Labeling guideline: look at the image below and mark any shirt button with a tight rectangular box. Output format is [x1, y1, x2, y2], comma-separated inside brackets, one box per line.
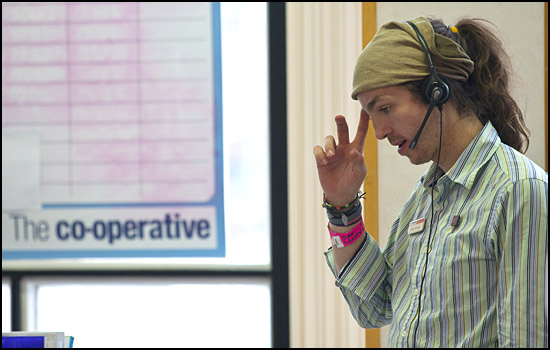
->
[413, 288, 419, 295]
[401, 330, 407, 338]
[435, 204, 441, 211]
[422, 247, 428, 254]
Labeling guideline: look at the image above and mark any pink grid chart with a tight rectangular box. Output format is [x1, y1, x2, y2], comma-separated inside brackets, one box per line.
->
[2, 2, 216, 203]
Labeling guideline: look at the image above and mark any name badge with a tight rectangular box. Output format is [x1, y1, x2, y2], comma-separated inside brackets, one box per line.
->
[408, 218, 425, 235]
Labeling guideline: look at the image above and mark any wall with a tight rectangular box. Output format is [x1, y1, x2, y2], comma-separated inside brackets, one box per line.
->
[286, 2, 366, 348]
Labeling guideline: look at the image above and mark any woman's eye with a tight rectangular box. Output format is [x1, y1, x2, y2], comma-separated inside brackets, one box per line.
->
[381, 106, 391, 114]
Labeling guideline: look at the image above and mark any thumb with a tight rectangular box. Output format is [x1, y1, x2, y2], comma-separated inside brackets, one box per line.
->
[350, 148, 363, 161]
[349, 148, 367, 181]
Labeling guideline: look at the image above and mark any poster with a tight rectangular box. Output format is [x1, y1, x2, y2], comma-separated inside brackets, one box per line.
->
[2, 2, 225, 259]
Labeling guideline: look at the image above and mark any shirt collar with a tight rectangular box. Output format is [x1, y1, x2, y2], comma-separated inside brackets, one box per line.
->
[422, 121, 501, 190]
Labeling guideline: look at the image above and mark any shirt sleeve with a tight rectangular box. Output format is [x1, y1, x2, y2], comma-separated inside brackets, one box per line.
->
[324, 230, 393, 328]
[493, 177, 548, 348]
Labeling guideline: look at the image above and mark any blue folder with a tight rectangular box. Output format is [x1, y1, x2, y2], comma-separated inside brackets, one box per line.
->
[2, 336, 45, 348]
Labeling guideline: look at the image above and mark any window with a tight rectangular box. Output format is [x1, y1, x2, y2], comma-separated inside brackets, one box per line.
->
[2, 279, 10, 332]
[25, 277, 271, 348]
[2, 2, 288, 347]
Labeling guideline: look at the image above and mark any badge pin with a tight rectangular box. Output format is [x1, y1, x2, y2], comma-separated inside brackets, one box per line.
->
[408, 218, 425, 235]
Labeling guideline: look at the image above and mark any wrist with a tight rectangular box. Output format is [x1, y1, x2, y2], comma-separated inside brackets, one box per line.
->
[329, 208, 363, 228]
[324, 194, 357, 208]
[323, 192, 365, 226]
[328, 218, 362, 233]
[323, 191, 364, 210]
[328, 218, 365, 248]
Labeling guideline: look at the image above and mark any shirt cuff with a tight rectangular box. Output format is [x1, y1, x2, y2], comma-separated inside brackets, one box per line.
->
[324, 231, 388, 299]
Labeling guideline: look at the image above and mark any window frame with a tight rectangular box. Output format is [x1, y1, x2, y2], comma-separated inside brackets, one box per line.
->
[2, 2, 288, 347]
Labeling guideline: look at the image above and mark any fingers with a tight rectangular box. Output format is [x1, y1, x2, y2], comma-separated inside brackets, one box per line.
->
[314, 113, 364, 167]
[335, 115, 349, 145]
[353, 110, 370, 150]
[313, 135, 336, 166]
[313, 145, 328, 166]
[324, 135, 336, 157]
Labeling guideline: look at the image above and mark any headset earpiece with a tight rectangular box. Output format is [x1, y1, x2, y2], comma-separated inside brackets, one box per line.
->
[421, 73, 450, 106]
[406, 21, 451, 106]
[406, 20, 451, 150]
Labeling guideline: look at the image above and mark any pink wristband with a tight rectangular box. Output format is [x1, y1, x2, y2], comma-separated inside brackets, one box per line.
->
[328, 219, 365, 248]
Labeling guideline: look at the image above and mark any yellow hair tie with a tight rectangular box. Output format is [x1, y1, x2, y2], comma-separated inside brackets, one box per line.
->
[450, 26, 459, 33]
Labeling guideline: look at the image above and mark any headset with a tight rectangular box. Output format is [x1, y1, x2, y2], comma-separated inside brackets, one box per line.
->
[405, 20, 449, 348]
[406, 21, 451, 150]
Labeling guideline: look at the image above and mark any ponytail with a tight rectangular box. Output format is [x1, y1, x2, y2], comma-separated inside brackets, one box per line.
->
[431, 18, 530, 153]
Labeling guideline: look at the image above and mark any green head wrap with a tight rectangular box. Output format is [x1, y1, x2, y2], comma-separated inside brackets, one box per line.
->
[351, 16, 474, 100]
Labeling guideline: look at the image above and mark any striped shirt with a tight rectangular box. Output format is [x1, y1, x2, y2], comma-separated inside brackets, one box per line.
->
[325, 121, 548, 347]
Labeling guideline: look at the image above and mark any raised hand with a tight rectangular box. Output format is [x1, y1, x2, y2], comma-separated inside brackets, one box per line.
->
[313, 110, 370, 207]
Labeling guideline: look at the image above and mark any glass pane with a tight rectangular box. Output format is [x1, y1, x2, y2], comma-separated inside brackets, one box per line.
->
[172, 1, 271, 267]
[219, 1, 271, 266]
[26, 277, 271, 347]
[2, 1, 270, 270]
[2, 280, 11, 332]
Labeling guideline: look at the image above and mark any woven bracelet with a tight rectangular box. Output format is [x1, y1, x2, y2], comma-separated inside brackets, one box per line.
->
[323, 192, 365, 226]
[327, 201, 362, 226]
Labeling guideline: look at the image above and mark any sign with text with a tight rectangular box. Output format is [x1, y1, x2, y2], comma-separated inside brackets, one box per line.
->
[2, 2, 225, 259]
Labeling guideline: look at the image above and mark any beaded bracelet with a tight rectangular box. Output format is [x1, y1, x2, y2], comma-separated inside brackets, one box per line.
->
[323, 192, 365, 226]
[322, 192, 365, 211]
